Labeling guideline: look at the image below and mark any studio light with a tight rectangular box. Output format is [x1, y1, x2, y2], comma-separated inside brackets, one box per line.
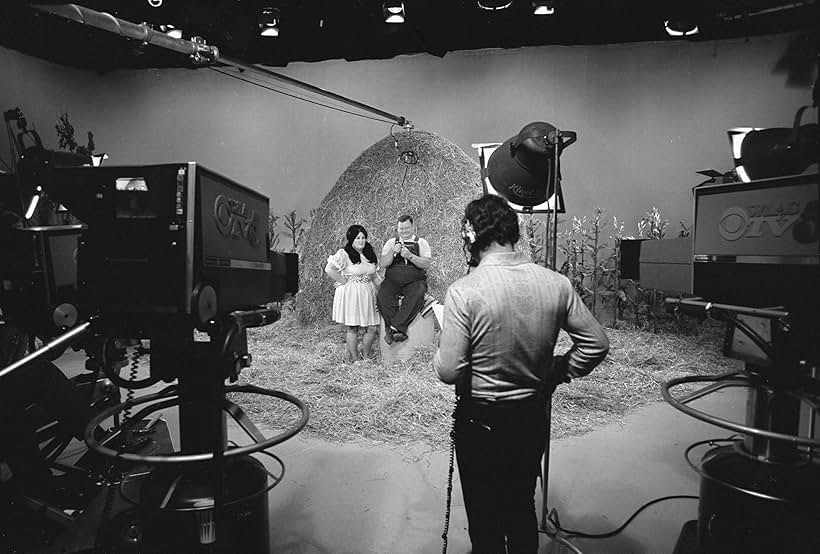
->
[147, 0, 163, 7]
[728, 107, 819, 182]
[477, 0, 514, 11]
[259, 7, 280, 37]
[664, 19, 699, 37]
[486, 121, 576, 209]
[383, 1, 405, 24]
[479, 121, 577, 270]
[532, 1, 555, 15]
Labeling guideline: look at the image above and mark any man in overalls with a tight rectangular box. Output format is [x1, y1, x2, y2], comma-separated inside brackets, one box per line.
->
[378, 215, 432, 344]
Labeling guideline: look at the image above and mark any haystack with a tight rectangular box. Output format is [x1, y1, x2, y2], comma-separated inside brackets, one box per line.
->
[296, 130, 483, 323]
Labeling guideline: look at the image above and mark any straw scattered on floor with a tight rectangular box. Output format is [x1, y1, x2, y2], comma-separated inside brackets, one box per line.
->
[231, 313, 740, 452]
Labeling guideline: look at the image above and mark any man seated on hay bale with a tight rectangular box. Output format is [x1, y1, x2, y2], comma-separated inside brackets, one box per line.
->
[377, 214, 432, 344]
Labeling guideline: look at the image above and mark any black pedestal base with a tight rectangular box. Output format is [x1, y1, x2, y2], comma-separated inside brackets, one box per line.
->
[673, 520, 698, 554]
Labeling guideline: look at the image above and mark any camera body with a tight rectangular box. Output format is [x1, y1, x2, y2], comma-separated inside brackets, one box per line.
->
[44, 162, 296, 334]
[692, 172, 818, 309]
[692, 172, 818, 362]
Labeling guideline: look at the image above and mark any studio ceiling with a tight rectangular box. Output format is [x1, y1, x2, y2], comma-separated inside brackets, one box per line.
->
[0, 1, 817, 71]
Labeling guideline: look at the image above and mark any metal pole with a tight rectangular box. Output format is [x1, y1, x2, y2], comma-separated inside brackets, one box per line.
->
[550, 136, 561, 271]
[809, 364, 818, 458]
[665, 297, 790, 320]
[33, 4, 409, 127]
[543, 212, 551, 267]
[216, 54, 407, 125]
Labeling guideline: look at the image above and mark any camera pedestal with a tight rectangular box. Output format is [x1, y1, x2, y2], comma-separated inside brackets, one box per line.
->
[672, 520, 699, 554]
[77, 310, 308, 553]
[664, 299, 820, 554]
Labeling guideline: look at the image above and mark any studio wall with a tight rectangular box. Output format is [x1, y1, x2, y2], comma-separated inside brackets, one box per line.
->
[0, 33, 812, 233]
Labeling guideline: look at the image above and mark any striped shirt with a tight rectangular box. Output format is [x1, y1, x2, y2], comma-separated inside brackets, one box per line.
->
[433, 251, 609, 404]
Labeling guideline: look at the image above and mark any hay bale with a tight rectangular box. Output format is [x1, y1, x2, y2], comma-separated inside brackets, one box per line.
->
[296, 130, 483, 323]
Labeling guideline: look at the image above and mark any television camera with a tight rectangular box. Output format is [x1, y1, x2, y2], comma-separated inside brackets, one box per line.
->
[663, 171, 820, 553]
[1, 159, 304, 553]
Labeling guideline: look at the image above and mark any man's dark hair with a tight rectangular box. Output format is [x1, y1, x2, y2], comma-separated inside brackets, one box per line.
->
[344, 224, 378, 264]
[397, 215, 414, 224]
[464, 194, 520, 260]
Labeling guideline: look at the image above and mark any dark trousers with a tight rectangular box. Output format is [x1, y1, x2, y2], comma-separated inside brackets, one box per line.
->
[455, 400, 549, 554]
[377, 266, 427, 333]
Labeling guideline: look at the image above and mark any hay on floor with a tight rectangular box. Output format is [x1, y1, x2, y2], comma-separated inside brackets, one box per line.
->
[235, 314, 740, 452]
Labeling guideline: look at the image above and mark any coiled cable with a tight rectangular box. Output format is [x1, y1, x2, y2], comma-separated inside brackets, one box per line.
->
[441, 405, 457, 554]
[123, 346, 144, 421]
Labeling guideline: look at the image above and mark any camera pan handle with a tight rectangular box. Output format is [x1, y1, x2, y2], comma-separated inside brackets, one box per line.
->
[84, 384, 309, 465]
[663, 374, 820, 448]
[0, 320, 92, 380]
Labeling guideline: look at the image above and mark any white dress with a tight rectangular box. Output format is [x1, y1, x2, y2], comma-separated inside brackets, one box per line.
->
[327, 249, 380, 327]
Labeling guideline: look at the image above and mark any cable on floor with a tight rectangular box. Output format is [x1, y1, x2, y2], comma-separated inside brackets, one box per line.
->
[542, 494, 700, 542]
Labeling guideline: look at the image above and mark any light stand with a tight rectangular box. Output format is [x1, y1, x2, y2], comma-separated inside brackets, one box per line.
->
[548, 133, 565, 270]
[475, 123, 577, 539]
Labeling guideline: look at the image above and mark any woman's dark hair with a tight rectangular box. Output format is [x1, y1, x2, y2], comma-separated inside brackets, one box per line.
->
[463, 194, 520, 265]
[344, 224, 378, 264]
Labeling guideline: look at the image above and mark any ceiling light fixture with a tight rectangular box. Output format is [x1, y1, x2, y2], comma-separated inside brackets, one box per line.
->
[259, 7, 280, 37]
[478, 0, 514, 10]
[383, 1, 405, 23]
[664, 19, 699, 37]
[531, 1, 555, 15]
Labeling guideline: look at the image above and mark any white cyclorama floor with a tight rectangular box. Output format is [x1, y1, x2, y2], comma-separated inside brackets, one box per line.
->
[48, 351, 748, 554]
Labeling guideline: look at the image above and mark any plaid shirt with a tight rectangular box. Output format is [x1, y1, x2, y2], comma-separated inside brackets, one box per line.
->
[434, 251, 609, 404]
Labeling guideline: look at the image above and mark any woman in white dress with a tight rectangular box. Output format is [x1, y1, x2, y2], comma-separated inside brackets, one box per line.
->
[325, 225, 382, 362]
